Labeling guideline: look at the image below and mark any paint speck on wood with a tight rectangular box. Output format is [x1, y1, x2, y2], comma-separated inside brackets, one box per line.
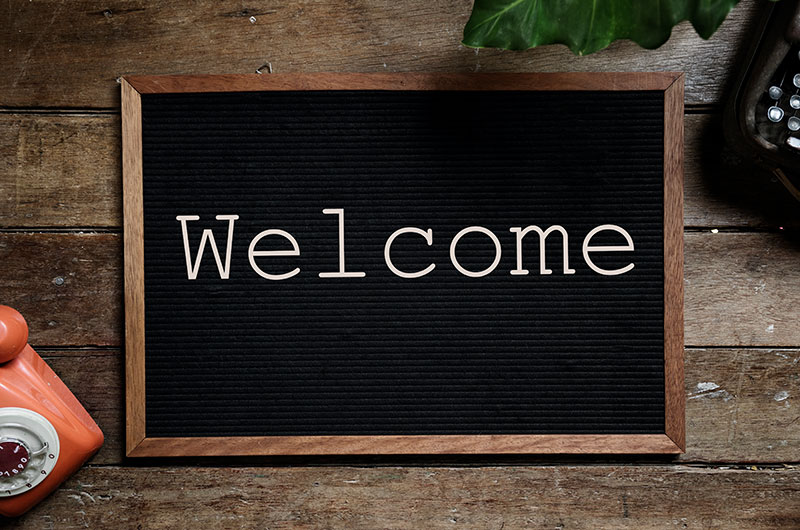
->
[775, 391, 790, 402]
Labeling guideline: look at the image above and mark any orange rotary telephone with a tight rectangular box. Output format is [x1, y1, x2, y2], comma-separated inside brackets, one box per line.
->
[0, 305, 103, 517]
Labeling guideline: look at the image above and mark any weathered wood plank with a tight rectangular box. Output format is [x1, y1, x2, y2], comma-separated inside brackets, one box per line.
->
[684, 232, 800, 347]
[1, 232, 797, 347]
[38, 347, 800, 465]
[4, 465, 799, 528]
[0, 233, 121, 346]
[1, 113, 797, 229]
[1, 0, 759, 108]
[683, 348, 800, 463]
[0, 114, 120, 227]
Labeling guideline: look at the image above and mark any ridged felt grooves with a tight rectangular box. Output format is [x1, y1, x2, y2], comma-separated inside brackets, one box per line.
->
[141, 90, 665, 436]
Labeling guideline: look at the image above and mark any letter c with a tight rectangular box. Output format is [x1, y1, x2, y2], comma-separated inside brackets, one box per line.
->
[384, 227, 435, 279]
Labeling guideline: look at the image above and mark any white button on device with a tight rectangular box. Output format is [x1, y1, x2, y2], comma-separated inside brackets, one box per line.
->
[768, 106, 785, 122]
[0, 408, 59, 497]
[769, 86, 783, 99]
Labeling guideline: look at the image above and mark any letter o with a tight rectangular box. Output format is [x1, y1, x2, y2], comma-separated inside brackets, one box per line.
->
[449, 226, 502, 278]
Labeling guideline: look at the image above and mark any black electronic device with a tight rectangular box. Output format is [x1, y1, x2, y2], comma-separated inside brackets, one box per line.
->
[725, 0, 800, 201]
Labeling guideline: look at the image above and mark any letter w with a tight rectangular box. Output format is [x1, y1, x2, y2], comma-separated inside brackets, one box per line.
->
[176, 215, 239, 280]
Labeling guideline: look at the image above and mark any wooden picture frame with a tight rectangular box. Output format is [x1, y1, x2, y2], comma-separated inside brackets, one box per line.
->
[122, 73, 684, 457]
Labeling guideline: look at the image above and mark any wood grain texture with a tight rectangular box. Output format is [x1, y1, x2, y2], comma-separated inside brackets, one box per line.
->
[684, 232, 800, 347]
[120, 79, 145, 455]
[0, 233, 121, 346]
[33, 346, 800, 465]
[683, 347, 800, 463]
[129, 435, 681, 458]
[663, 76, 685, 451]
[0, 114, 120, 228]
[3, 113, 796, 230]
[0, 0, 759, 108]
[4, 465, 800, 528]
[1, 232, 796, 348]
[125, 72, 682, 93]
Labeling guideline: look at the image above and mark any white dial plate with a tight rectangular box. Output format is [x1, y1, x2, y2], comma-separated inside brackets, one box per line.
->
[0, 408, 60, 496]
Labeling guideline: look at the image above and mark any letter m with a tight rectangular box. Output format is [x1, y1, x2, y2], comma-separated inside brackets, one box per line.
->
[176, 215, 239, 280]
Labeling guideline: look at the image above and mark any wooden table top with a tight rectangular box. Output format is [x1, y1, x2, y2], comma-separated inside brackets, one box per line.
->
[0, 0, 798, 527]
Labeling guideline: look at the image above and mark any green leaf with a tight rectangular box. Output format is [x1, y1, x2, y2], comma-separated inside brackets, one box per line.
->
[462, 0, 741, 55]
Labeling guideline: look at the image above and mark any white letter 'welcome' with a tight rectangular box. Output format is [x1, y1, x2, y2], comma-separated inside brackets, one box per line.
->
[176, 215, 239, 280]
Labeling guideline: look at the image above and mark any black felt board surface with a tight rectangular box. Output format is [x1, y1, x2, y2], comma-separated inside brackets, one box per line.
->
[140, 89, 664, 437]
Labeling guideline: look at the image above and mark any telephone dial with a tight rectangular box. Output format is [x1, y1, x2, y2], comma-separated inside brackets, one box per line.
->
[0, 305, 103, 517]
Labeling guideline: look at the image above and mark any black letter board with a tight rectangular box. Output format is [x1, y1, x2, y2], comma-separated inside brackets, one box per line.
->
[122, 73, 684, 456]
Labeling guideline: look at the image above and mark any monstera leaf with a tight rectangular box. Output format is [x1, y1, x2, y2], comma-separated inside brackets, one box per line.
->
[463, 0, 742, 55]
